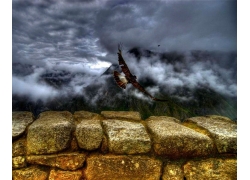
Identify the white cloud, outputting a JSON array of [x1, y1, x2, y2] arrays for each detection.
[[12, 68, 59, 101], [116, 52, 237, 99]]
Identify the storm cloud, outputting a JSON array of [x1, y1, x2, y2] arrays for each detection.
[[12, 0, 237, 103]]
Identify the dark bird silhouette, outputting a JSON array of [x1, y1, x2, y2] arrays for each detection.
[[113, 45, 168, 102]]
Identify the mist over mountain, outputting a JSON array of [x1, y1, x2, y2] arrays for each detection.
[[12, 0, 236, 120], [12, 48, 237, 120]]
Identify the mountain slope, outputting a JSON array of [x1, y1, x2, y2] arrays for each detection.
[[12, 48, 237, 121]]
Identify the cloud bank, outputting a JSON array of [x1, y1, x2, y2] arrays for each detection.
[[115, 50, 237, 100]]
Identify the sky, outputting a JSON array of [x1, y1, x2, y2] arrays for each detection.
[[12, 0, 237, 102]]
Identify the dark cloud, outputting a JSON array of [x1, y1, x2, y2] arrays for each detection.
[[95, 0, 236, 53], [12, 0, 237, 103]]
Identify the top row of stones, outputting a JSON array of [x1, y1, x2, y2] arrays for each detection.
[[12, 111, 237, 156], [12, 111, 141, 139]]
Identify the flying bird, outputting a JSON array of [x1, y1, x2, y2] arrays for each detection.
[[113, 45, 168, 102]]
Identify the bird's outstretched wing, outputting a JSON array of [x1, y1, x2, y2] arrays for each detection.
[[131, 80, 168, 102], [117, 45, 132, 77]]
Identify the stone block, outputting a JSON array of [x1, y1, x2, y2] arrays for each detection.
[[27, 111, 74, 154], [75, 120, 103, 150], [12, 111, 34, 139], [183, 115, 237, 153], [27, 153, 86, 170], [184, 157, 237, 180], [49, 169, 82, 180], [12, 166, 49, 180], [73, 111, 103, 124], [146, 116, 214, 158], [146, 116, 181, 123], [84, 154, 162, 180], [101, 111, 141, 121], [102, 120, 151, 154]]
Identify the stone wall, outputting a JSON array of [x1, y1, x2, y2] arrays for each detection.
[[12, 111, 237, 180]]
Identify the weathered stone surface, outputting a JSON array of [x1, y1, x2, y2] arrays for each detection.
[[73, 111, 103, 123], [49, 169, 82, 180], [146, 117, 214, 158], [75, 120, 103, 150], [12, 166, 49, 180], [27, 152, 86, 170], [12, 111, 34, 139], [101, 111, 141, 121], [102, 120, 151, 154], [84, 154, 162, 180], [146, 116, 181, 123], [183, 115, 237, 153], [162, 162, 184, 180], [12, 138, 26, 156], [27, 111, 74, 154], [12, 156, 26, 169], [184, 158, 237, 180]]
